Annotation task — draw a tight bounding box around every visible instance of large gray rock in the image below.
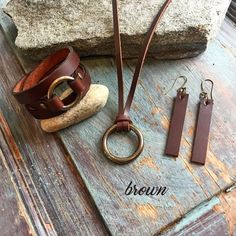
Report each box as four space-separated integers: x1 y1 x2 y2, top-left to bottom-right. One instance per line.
4 0 231 60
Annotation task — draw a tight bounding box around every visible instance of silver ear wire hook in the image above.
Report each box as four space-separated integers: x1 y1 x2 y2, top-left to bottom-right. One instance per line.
200 79 214 101
164 76 188 95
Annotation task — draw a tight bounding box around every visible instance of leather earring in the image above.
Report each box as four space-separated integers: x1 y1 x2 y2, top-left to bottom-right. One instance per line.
165 76 189 157
191 79 214 165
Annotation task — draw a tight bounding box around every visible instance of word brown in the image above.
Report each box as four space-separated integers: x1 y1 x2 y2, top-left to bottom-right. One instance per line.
125 181 168 196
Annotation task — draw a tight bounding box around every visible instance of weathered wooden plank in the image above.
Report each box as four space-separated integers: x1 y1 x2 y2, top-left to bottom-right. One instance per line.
218 18 236 51
1 6 236 236
56 59 208 236
0 113 55 236
227 0 236 24
160 187 236 236
0 27 108 235
0 138 33 236
0 160 32 236
125 59 221 197
126 15 236 192
125 31 236 193
56 18 236 235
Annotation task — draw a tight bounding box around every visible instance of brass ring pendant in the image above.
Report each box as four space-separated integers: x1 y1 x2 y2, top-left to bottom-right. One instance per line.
47 76 80 111
102 124 144 164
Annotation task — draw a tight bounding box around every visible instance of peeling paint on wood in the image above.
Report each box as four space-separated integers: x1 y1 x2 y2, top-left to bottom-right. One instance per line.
0 147 33 236
214 190 236 235
161 189 236 236
0 113 56 236
136 203 158 220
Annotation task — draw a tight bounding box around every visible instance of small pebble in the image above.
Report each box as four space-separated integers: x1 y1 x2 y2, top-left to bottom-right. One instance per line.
40 84 109 133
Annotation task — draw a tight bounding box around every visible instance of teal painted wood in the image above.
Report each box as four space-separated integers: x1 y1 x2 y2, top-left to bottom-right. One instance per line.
161 188 236 235
56 60 207 236
56 20 236 235
125 22 236 194
125 59 220 197
160 197 228 236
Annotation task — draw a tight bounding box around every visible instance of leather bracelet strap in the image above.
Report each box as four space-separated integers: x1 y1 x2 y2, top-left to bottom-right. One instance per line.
12 47 91 119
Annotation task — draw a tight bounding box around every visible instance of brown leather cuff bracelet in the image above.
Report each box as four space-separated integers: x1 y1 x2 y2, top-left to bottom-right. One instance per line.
12 47 91 119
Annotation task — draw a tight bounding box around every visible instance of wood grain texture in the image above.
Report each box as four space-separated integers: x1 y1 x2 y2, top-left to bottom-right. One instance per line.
0 135 33 236
1 7 236 236
0 25 108 236
56 18 236 235
0 113 54 236
160 188 236 236
227 0 236 24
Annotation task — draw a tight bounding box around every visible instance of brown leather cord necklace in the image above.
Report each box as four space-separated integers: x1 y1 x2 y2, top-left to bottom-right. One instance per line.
102 0 172 164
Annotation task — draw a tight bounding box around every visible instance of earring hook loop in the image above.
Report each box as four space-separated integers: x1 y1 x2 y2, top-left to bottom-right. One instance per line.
164 76 188 95
200 79 214 100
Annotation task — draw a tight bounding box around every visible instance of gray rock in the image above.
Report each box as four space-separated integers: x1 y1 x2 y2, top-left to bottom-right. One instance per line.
4 0 231 60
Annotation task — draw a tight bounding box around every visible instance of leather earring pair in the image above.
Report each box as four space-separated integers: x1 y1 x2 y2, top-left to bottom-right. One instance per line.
165 78 214 165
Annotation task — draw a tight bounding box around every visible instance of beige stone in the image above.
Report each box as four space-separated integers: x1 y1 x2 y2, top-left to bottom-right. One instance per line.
40 84 109 133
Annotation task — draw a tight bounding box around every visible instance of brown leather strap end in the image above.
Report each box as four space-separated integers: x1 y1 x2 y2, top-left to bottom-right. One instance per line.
191 99 214 165
69 79 86 96
165 92 189 157
115 114 132 132
47 96 64 112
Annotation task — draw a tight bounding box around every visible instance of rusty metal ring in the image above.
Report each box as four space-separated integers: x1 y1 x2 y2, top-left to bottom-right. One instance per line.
102 124 144 164
47 76 80 111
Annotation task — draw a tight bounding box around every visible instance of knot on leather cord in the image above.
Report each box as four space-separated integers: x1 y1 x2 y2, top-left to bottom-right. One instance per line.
115 114 132 132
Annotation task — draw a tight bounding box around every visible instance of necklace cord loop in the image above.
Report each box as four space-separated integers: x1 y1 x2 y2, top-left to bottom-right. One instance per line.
115 114 132 132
